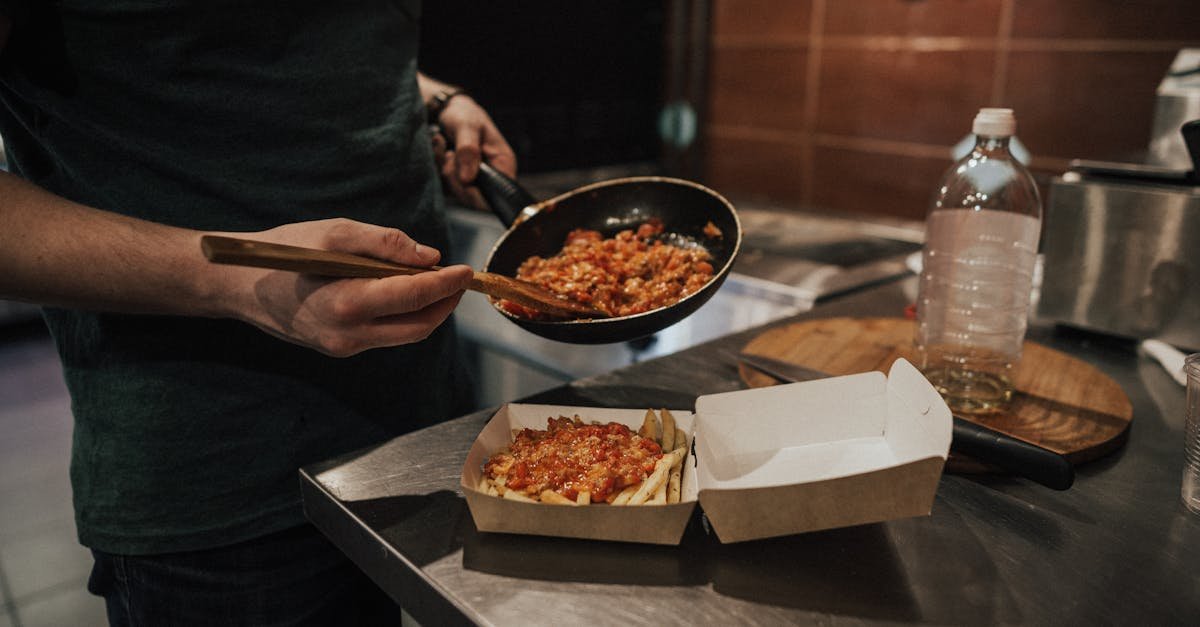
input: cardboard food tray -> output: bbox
[460,359,951,545]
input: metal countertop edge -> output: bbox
[299,469,484,627]
[298,276,1200,623]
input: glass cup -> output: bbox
[1184,353,1200,514]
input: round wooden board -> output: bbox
[739,317,1133,473]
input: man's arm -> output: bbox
[0,171,223,315]
[0,171,474,356]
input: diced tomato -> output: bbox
[495,222,714,319]
[482,416,665,503]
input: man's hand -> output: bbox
[429,99,517,211]
[220,219,475,357]
[417,73,517,210]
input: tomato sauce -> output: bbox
[483,415,663,503]
[500,220,715,319]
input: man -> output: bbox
[0,1,515,624]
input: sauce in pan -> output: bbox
[499,219,719,319]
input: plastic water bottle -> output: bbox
[915,108,1042,414]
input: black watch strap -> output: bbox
[426,88,467,125]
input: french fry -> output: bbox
[665,440,688,502]
[540,490,577,505]
[667,466,681,504]
[502,489,536,503]
[629,449,681,505]
[650,477,668,504]
[477,476,489,493]
[611,484,638,506]
[659,408,677,451]
[638,408,658,442]
[576,490,590,505]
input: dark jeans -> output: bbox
[87,524,404,627]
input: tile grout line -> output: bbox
[713,34,1200,53]
[800,0,826,209]
[0,559,24,627]
[991,0,1015,106]
[10,575,94,609]
[0,327,77,627]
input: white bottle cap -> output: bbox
[972,108,1016,136]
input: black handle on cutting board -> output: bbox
[952,418,1075,490]
[1182,119,1200,181]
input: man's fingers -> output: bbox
[441,151,466,195]
[319,219,442,267]
[352,265,473,319]
[480,127,517,178]
[451,127,482,185]
[431,131,448,168]
[311,289,465,357]
[362,291,465,346]
[439,151,490,211]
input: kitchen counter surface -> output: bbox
[301,277,1199,626]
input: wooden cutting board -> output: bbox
[738,317,1133,473]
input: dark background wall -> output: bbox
[704,0,1200,220]
[418,1,666,174]
[418,1,1200,221]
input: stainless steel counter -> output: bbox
[300,278,1199,626]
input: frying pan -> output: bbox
[473,164,742,344]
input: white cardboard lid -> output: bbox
[692,358,952,543]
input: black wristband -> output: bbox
[426,88,467,125]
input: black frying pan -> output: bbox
[473,164,742,344]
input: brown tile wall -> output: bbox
[703,0,1200,220]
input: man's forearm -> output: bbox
[0,170,480,356]
[0,171,236,316]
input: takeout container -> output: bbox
[460,359,952,544]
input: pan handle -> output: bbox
[476,162,537,227]
[433,125,538,227]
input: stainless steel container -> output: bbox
[1149,48,1200,169]
[1037,174,1200,350]
[1040,51,1200,351]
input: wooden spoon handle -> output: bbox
[200,235,436,279]
[199,235,607,319]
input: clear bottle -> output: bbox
[915,108,1042,414]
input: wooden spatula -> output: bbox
[199,235,607,320]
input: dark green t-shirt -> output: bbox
[0,0,472,554]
